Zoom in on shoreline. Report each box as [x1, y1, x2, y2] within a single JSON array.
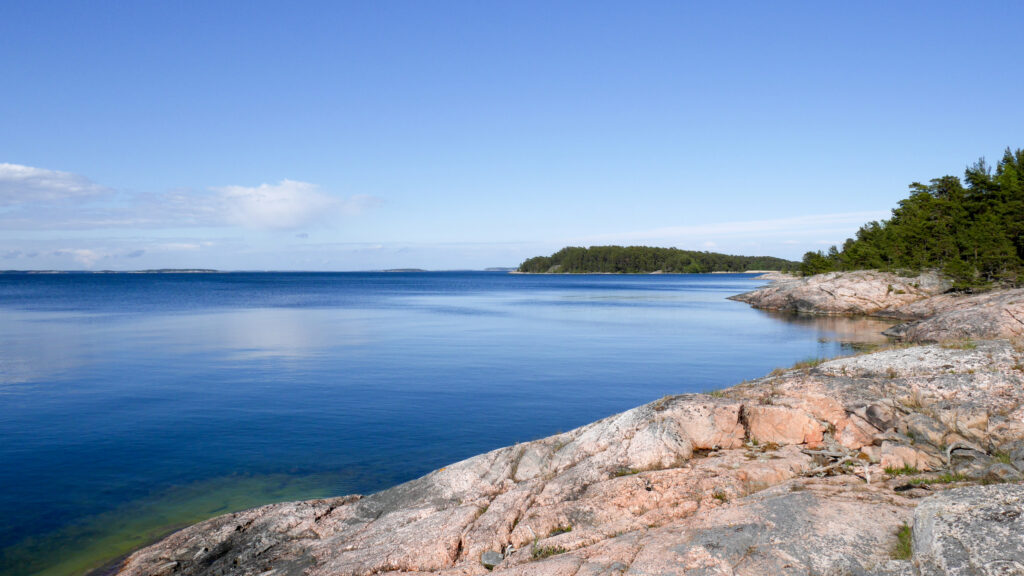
[[507, 270, 794, 275], [111, 271, 1024, 574]]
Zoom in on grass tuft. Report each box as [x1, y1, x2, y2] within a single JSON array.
[[884, 464, 920, 476], [532, 545, 567, 560], [891, 523, 913, 560], [548, 524, 572, 537], [792, 357, 826, 370]]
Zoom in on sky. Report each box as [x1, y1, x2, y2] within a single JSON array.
[[2, 1, 1023, 271]]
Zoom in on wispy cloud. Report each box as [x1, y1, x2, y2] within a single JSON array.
[[213, 180, 377, 230], [0, 163, 111, 205], [51, 248, 103, 267], [0, 164, 379, 231]]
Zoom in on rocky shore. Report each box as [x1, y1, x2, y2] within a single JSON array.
[[731, 270, 1024, 343], [116, 272, 1024, 576]]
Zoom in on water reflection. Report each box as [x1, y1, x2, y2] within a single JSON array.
[[759, 310, 899, 345], [164, 308, 377, 361], [0, 308, 381, 386]]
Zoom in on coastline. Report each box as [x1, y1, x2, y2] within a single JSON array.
[[112, 271, 1024, 575], [507, 270, 794, 275]]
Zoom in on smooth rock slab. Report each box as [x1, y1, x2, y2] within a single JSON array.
[[913, 483, 1024, 576]]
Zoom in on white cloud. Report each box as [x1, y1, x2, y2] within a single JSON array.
[[0, 163, 110, 205], [0, 164, 380, 232], [213, 180, 341, 230]]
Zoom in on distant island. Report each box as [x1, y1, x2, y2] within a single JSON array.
[[517, 246, 798, 274]]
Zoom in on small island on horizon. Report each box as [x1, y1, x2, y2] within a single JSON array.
[[517, 245, 799, 274]]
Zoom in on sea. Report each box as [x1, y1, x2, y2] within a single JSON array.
[[0, 272, 896, 576]]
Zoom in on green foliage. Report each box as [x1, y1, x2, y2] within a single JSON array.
[[548, 524, 572, 536], [892, 523, 913, 560], [792, 357, 826, 370], [518, 246, 798, 274], [884, 464, 921, 476], [532, 545, 567, 559], [800, 148, 1024, 288]]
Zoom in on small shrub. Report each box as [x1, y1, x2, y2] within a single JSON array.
[[994, 452, 1012, 465], [612, 466, 640, 477], [712, 489, 729, 502], [891, 523, 913, 560]]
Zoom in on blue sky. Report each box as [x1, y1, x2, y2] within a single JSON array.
[[2, 2, 1022, 270]]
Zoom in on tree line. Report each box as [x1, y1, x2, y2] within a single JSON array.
[[518, 246, 799, 274], [801, 147, 1024, 288]]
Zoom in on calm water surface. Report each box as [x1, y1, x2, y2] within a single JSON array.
[[0, 272, 894, 575]]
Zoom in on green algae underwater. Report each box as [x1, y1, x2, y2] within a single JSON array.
[[1, 473, 343, 576]]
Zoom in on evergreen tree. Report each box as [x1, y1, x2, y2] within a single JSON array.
[[800, 148, 1024, 288]]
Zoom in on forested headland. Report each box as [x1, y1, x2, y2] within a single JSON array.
[[802, 148, 1024, 288], [517, 246, 798, 274]]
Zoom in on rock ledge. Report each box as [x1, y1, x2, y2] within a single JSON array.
[[116, 338, 1024, 576]]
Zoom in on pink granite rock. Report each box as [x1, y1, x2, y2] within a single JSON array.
[[744, 405, 826, 447], [116, 339, 1024, 576]]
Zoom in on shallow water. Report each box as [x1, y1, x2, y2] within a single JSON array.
[[0, 272, 892, 575]]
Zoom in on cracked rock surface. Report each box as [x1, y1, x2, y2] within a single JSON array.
[[116, 337, 1024, 576]]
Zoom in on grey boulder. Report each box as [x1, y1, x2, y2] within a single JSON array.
[[913, 483, 1024, 576]]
